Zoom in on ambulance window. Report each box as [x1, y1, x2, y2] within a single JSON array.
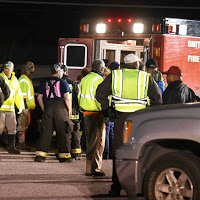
[[65, 44, 87, 69]]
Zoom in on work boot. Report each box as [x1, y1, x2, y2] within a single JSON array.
[[34, 156, 46, 162], [8, 135, 20, 154]]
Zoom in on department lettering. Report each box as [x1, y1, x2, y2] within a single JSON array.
[[188, 41, 200, 48]]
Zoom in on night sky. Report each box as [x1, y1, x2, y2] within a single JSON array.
[[0, 0, 200, 65]]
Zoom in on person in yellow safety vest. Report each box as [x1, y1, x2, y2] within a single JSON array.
[[96, 54, 162, 198], [17, 61, 36, 150], [61, 65, 81, 160], [78, 59, 106, 177], [0, 61, 25, 154]]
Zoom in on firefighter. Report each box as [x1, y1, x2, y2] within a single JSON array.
[[78, 59, 106, 177], [17, 61, 36, 150], [96, 54, 162, 197], [61, 64, 81, 160], [34, 64, 73, 162], [0, 61, 25, 154]]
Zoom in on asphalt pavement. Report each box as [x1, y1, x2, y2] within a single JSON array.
[[0, 147, 128, 200]]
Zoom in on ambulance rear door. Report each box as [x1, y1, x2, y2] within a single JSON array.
[[58, 38, 94, 81]]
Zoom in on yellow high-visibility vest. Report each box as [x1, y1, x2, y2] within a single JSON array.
[[78, 72, 103, 111], [18, 74, 36, 110], [111, 69, 150, 112], [0, 72, 25, 111]]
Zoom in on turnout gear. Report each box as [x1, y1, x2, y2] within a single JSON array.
[[62, 74, 81, 159], [35, 76, 72, 162]]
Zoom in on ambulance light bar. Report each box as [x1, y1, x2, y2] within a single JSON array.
[[133, 23, 144, 33], [96, 23, 106, 33], [179, 25, 187, 35]]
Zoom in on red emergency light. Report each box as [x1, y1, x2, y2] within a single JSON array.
[[108, 19, 112, 23], [80, 24, 89, 33], [118, 18, 122, 23], [128, 19, 132, 23]]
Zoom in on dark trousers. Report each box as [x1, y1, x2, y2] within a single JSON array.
[[37, 101, 72, 154], [71, 120, 81, 155], [111, 112, 132, 191]]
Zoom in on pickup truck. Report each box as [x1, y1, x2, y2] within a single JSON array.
[[116, 103, 200, 200]]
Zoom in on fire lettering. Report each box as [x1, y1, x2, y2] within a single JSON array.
[[188, 55, 200, 62]]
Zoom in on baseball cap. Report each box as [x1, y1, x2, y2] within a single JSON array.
[[124, 54, 141, 64], [109, 61, 120, 70], [163, 66, 182, 77], [4, 61, 14, 69], [146, 59, 158, 68]]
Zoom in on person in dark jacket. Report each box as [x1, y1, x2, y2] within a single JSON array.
[[162, 66, 200, 104], [96, 54, 162, 198], [0, 76, 10, 147], [0, 76, 10, 107]]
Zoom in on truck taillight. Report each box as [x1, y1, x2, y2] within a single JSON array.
[[80, 24, 89, 33], [123, 121, 132, 143], [133, 23, 144, 33], [152, 24, 161, 33], [166, 24, 176, 34], [96, 23, 106, 33]]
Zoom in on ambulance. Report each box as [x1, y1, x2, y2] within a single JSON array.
[[58, 17, 200, 95]]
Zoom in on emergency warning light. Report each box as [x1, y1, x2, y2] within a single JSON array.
[[108, 19, 112, 23], [128, 19, 132, 23], [133, 23, 144, 33], [96, 23, 106, 33], [118, 18, 122, 23], [166, 24, 176, 34], [179, 25, 187, 35], [80, 24, 89, 33], [152, 24, 161, 33]]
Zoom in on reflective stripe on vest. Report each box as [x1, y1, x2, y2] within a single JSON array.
[[112, 69, 150, 112], [18, 74, 35, 110]]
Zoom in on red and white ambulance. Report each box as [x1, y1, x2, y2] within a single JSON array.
[[58, 17, 200, 95]]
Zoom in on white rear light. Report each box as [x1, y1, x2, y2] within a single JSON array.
[[96, 23, 106, 33], [133, 23, 144, 33]]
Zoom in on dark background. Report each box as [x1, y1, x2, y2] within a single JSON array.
[[1, 0, 200, 65]]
